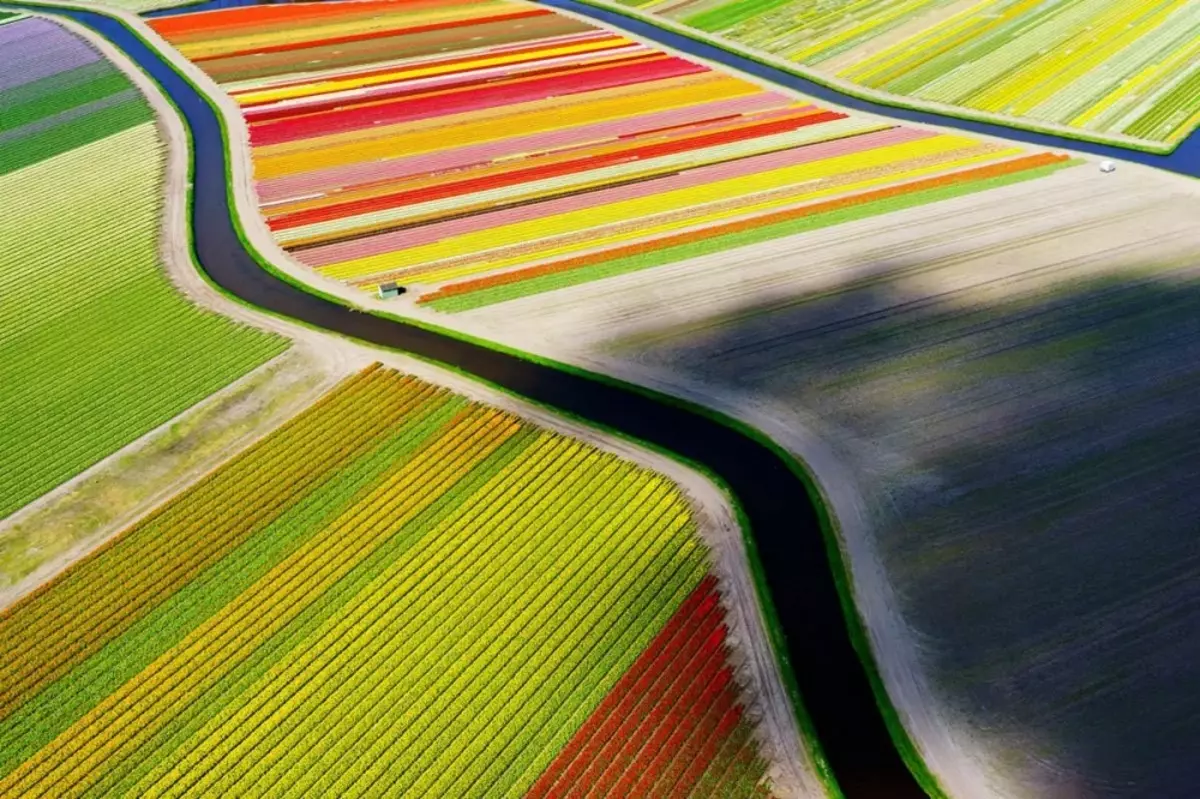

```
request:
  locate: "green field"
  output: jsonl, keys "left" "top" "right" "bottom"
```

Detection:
{"left": 0, "top": 22, "right": 286, "bottom": 519}
{"left": 622, "top": 0, "right": 1200, "bottom": 147}
{"left": 0, "top": 366, "right": 771, "bottom": 796}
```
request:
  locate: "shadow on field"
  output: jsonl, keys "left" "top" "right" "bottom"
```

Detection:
{"left": 622, "top": 260, "right": 1200, "bottom": 799}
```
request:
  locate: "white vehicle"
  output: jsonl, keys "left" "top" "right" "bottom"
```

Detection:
{"left": 1100, "top": 160, "right": 1116, "bottom": 173}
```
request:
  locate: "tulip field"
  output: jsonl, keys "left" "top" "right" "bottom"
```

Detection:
{"left": 623, "top": 0, "right": 1200, "bottom": 147}
{"left": 0, "top": 16, "right": 155, "bottom": 175}
{"left": 0, "top": 17, "right": 286, "bottom": 520}
{"left": 0, "top": 364, "right": 774, "bottom": 797}
{"left": 148, "top": 0, "right": 1074, "bottom": 311}
{"left": 458, "top": 117, "right": 1200, "bottom": 794}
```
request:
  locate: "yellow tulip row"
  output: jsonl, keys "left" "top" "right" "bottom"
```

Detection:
{"left": 1, "top": 366, "right": 713, "bottom": 797}
{"left": 0, "top": 395, "right": 518, "bottom": 796}
{"left": 0, "top": 367, "right": 423, "bottom": 719}
{"left": 648, "top": 0, "right": 1200, "bottom": 143}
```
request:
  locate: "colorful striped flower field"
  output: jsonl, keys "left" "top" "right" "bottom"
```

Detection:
{"left": 0, "top": 16, "right": 154, "bottom": 176}
{"left": 148, "top": 0, "right": 1075, "bottom": 311}
{"left": 0, "top": 17, "right": 286, "bottom": 521}
{"left": 0, "top": 365, "right": 776, "bottom": 797}
{"left": 624, "top": 0, "right": 1200, "bottom": 147}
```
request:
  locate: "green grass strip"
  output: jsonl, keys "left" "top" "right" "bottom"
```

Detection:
{"left": 430, "top": 157, "right": 1080, "bottom": 313}
{"left": 0, "top": 60, "right": 114, "bottom": 111}
{"left": 683, "top": 0, "right": 793, "bottom": 32}
{"left": 0, "top": 97, "right": 152, "bottom": 176}
{"left": 0, "top": 394, "right": 466, "bottom": 780}
{"left": 99, "top": 424, "right": 537, "bottom": 796}
{"left": 0, "top": 71, "right": 132, "bottom": 134}
{"left": 1126, "top": 64, "right": 1200, "bottom": 140}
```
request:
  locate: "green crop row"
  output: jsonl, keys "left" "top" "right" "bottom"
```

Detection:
{"left": 0, "top": 24, "right": 286, "bottom": 521}
{"left": 0, "top": 364, "right": 754, "bottom": 796}
{"left": 635, "top": 0, "right": 1200, "bottom": 145}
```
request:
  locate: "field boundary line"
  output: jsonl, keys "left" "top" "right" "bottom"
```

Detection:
{"left": 21, "top": 1, "right": 846, "bottom": 793}
{"left": 6, "top": 2, "right": 996, "bottom": 795}
{"left": 538, "top": 0, "right": 1190, "bottom": 157}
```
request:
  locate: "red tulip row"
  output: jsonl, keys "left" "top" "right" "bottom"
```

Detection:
{"left": 419, "top": 150, "right": 1072, "bottom": 308}
{"left": 530, "top": 572, "right": 770, "bottom": 797}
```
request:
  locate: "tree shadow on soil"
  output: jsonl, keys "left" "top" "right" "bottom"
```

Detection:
{"left": 619, "top": 259, "right": 1200, "bottom": 799}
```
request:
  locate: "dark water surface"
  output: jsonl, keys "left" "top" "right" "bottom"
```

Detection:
{"left": 15, "top": 4, "right": 928, "bottom": 797}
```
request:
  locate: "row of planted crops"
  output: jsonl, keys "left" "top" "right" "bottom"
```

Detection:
{"left": 0, "top": 16, "right": 154, "bottom": 175}
{"left": 0, "top": 17, "right": 286, "bottom": 520}
{"left": 147, "top": 0, "right": 1075, "bottom": 312}
{"left": 626, "top": 0, "right": 1200, "bottom": 146}
{"left": 0, "top": 365, "right": 773, "bottom": 797}
{"left": 1, "top": 10, "right": 785, "bottom": 796}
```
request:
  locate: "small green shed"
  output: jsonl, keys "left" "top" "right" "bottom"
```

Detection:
{"left": 378, "top": 282, "right": 405, "bottom": 299}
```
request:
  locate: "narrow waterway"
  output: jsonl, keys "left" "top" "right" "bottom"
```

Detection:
{"left": 15, "top": 3, "right": 944, "bottom": 796}
{"left": 143, "top": 0, "right": 1200, "bottom": 178}
{"left": 538, "top": 0, "right": 1200, "bottom": 179}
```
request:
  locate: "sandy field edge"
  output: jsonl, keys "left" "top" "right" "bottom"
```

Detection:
{"left": 37, "top": 1, "right": 829, "bottom": 792}
{"left": 0, "top": 12, "right": 365, "bottom": 609}
{"left": 6, "top": 7, "right": 811, "bottom": 794}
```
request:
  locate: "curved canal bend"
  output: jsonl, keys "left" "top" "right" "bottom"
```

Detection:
{"left": 21, "top": 5, "right": 930, "bottom": 797}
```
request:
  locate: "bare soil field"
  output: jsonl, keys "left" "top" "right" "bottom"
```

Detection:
{"left": 444, "top": 161, "right": 1200, "bottom": 798}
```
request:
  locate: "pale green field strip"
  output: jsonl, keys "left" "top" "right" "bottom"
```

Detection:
{"left": 628, "top": 0, "right": 1200, "bottom": 145}
{"left": 0, "top": 27, "right": 155, "bottom": 178}
{"left": 0, "top": 119, "right": 286, "bottom": 519}
{"left": 0, "top": 68, "right": 134, "bottom": 135}
{"left": 0, "top": 375, "right": 464, "bottom": 777}
{"left": 0, "top": 349, "right": 326, "bottom": 592}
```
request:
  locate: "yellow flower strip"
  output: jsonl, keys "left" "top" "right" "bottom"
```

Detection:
{"left": 1069, "top": 35, "right": 1200, "bottom": 128}
{"left": 154, "top": 0, "right": 502, "bottom": 48}
{"left": 838, "top": 0, "right": 1001, "bottom": 84}
{"left": 232, "top": 34, "right": 633, "bottom": 107}
{"left": 245, "top": 45, "right": 667, "bottom": 145}
{"left": 785, "top": 0, "right": 938, "bottom": 65}
{"left": 966, "top": 0, "right": 1148, "bottom": 112}
{"left": 250, "top": 69, "right": 724, "bottom": 157}
{"left": 251, "top": 74, "right": 758, "bottom": 179}
{"left": 318, "top": 134, "right": 1006, "bottom": 281}
{"left": 292, "top": 475, "right": 685, "bottom": 797}
{"left": 1006, "top": 0, "right": 1189, "bottom": 116}
{"left": 0, "top": 368, "right": 421, "bottom": 723}
{"left": 262, "top": 101, "right": 818, "bottom": 218}
{"left": 171, "top": 3, "right": 509, "bottom": 61}
{"left": 243, "top": 474, "right": 688, "bottom": 797}
{"left": 392, "top": 142, "right": 1016, "bottom": 288}
{"left": 274, "top": 116, "right": 881, "bottom": 247}
{"left": 402, "top": 503, "right": 695, "bottom": 797}
{"left": 139, "top": 433, "right": 607, "bottom": 795}
{"left": 1070, "top": 62, "right": 1160, "bottom": 128}
{"left": 0, "top": 407, "right": 520, "bottom": 798}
